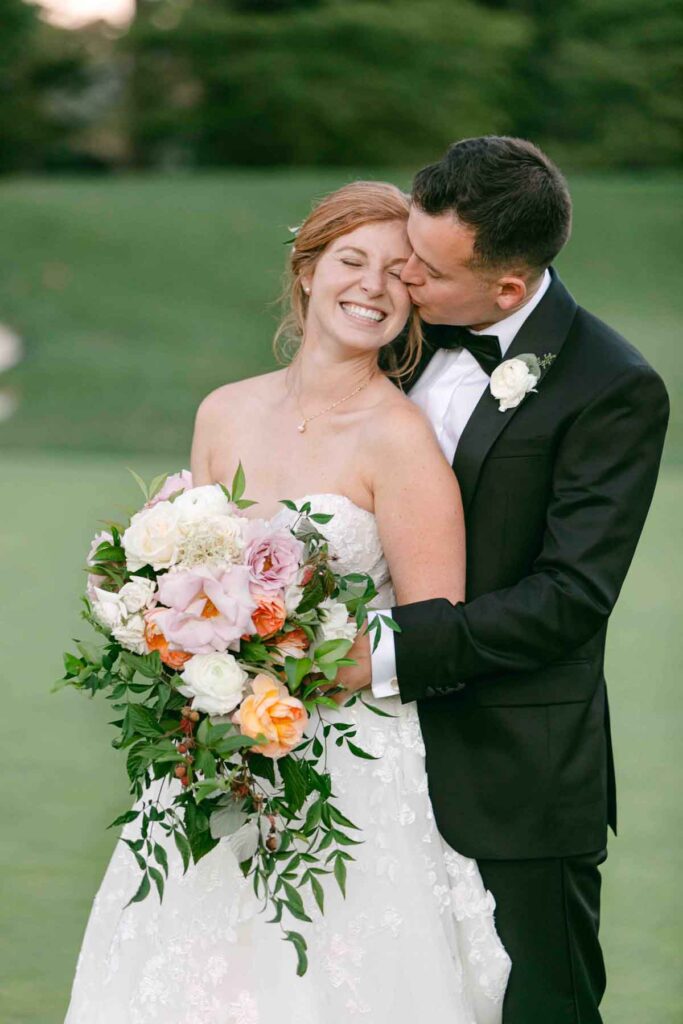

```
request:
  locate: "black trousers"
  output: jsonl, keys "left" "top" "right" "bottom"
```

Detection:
{"left": 478, "top": 849, "right": 607, "bottom": 1024}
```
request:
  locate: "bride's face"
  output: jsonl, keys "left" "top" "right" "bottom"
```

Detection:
{"left": 302, "top": 220, "right": 412, "bottom": 355}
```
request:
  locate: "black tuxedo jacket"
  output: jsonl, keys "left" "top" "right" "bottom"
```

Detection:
{"left": 392, "top": 270, "right": 669, "bottom": 860}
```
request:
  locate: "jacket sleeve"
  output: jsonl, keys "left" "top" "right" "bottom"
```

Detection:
{"left": 393, "top": 364, "right": 670, "bottom": 702}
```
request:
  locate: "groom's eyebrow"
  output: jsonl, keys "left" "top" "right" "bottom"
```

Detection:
{"left": 414, "top": 250, "right": 443, "bottom": 275}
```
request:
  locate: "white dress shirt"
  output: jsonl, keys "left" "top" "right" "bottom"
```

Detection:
{"left": 371, "top": 270, "right": 552, "bottom": 697}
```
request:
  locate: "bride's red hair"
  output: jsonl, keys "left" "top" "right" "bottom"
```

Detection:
{"left": 273, "top": 181, "right": 422, "bottom": 383}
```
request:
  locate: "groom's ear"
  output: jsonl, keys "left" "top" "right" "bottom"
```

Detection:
{"left": 494, "top": 275, "right": 531, "bottom": 313}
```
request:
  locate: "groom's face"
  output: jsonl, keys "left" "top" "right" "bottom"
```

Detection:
{"left": 402, "top": 206, "right": 502, "bottom": 328}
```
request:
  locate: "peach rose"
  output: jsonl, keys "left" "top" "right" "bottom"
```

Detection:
{"left": 232, "top": 674, "right": 308, "bottom": 759}
{"left": 144, "top": 618, "right": 192, "bottom": 670}
{"left": 251, "top": 588, "right": 286, "bottom": 638}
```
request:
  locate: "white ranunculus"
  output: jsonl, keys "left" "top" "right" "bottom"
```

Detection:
{"left": 490, "top": 358, "right": 539, "bottom": 412}
{"left": 91, "top": 587, "right": 126, "bottom": 630}
{"left": 112, "top": 612, "right": 148, "bottom": 654}
{"left": 174, "top": 484, "right": 232, "bottom": 522}
{"left": 317, "top": 598, "right": 357, "bottom": 644}
{"left": 178, "top": 652, "right": 248, "bottom": 716}
{"left": 118, "top": 576, "right": 157, "bottom": 614}
{"left": 122, "top": 501, "right": 180, "bottom": 572}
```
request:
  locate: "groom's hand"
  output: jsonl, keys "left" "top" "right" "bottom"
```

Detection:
{"left": 328, "top": 628, "right": 372, "bottom": 706}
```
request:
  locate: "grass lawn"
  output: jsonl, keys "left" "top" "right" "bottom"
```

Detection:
{"left": 0, "top": 172, "right": 680, "bottom": 462}
{"left": 0, "top": 172, "right": 680, "bottom": 1022}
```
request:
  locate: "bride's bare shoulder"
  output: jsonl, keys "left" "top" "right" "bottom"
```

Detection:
{"left": 195, "top": 368, "right": 286, "bottom": 426}
{"left": 369, "top": 380, "right": 440, "bottom": 452}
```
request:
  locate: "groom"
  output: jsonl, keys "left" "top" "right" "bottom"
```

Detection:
{"left": 339, "top": 137, "right": 669, "bottom": 1022}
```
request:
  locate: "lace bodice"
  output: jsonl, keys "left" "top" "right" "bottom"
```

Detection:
{"left": 64, "top": 494, "right": 510, "bottom": 1024}
{"left": 271, "top": 492, "right": 395, "bottom": 607}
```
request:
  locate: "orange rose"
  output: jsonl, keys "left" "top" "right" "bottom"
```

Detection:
{"left": 270, "top": 627, "right": 309, "bottom": 660}
{"left": 251, "top": 589, "right": 286, "bottom": 638}
{"left": 144, "top": 619, "right": 192, "bottom": 670}
{"left": 232, "top": 673, "right": 308, "bottom": 759}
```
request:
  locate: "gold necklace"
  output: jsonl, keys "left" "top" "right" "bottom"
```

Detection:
{"left": 296, "top": 370, "right": 375, "bottom": 433}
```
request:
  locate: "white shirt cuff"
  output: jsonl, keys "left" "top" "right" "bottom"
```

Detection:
{"left": 370, "top": 608, "right": 399, "bottom": 699}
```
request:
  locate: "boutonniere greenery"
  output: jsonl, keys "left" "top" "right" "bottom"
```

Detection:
{"left": 490, "top": 353, "right": 557, "bottom": 412}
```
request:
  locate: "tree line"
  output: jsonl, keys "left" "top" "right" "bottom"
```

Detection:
{"left": 2, "top": 0, "right": 681, "bottom": 173}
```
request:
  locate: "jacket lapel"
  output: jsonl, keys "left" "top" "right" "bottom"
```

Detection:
{"left": 452, "top": 269, "right": 577, "bottom": 514}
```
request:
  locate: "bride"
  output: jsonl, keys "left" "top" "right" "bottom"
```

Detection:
{"left": 64, "top": 181, "right": 511, "bottom": 1023}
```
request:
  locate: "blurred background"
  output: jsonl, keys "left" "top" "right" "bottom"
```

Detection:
{"left": 0, "top": 1, "right": 681, "bottom": 1021}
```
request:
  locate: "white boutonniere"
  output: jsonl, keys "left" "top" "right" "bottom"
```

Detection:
{"left": 490, "top": 353, "right": 556, "bottom": 412}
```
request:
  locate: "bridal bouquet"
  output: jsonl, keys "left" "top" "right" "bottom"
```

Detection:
{"left": 55, "top": 466, "right": 396, "bottom": 975}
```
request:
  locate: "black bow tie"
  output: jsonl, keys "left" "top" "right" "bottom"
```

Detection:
{"left": 424, "top": 323, "right": 503, "bottom": 376}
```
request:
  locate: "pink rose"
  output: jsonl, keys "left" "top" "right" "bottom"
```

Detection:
{"left": 147, "top": 470, "right": 193, "bottom": 506}
{"left": 150, "top": 563, "right": 257, "bottom": 654}
{"left": 243, "top": 522, "right": 304, "bottom": 593}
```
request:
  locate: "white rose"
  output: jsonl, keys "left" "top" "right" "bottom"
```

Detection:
{"left": 174, "top": 485, "right": 231, "bottom": 522}
{"left": 490, "top": 358, "right": 539, "bottom": 412}
{"left": 317, "top": 598, "right": 357, "bottom": 644}
{"left": 112, "top": 612, "right": 148, "bottom": 654}
{"left": 178, "top": 652, "right": 248, "bottom": 716}
{"left": 122, "top": 501, "right": 180, "bottom": 572}
{"left": 91, "top": 587, "right": 126, "bottom": 630}
{"left": 118, "top": 576, "right": 157, "bottom": 614}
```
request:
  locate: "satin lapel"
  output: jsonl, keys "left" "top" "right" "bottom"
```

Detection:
{"left": 452, "top": 269, "right": 578, "bottom": 514}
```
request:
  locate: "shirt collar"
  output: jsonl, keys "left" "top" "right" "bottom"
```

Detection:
{"left": 469, "top": 268, "right": 552, "bottom": 357}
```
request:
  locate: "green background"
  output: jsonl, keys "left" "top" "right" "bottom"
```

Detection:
{"left": 0, "top": 172, "right": 681, "bottom": 1022}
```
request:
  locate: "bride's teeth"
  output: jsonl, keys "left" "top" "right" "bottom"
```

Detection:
{"left": 342, "top": 303, "right": 385, "bottom": 323}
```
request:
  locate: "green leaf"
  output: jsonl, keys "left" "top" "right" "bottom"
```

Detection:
{"left": 127, "top": 467, "right": 149, "bottom": 500}
{"left": 314, "top": 638, "right": 352, "bottom": 664}
{"left": 309, "top": 513, "right": 333, "bottom": 524}
{"left": 153, "top": 842, "right": 169, "bottom": 878}
{"left": 148, "top": 472, "right": 169, "bottom": 500}
{"left": 119, "top": 650, "right": 162, "bottom": 680}
{"left": 184, "top": 800, "right": 219, "bottom": 863}
{"left": 346, "top": 740, "right": 379, "bottom": 760}
{"left": 148, "top": 864, "right": 165, "bottom": 902}
{"left": 173, "top": 830, "right": 191, "bottom": 874}
{"left": 214, "top": 734, "right": 262, "bottom": 757}
{"left": 283, "top": 930, "right": 308, "bottom": 977}
{"left": 124, "top": 871, "right": 150, "bottom": 907}
{"left": 302, "top": 798, "right": 323, "bottom": 834}
{"left": 379, "top": 613, "right": 401, "bottom": 633}
{"left": 279, "top": 499, "right": 298, "bottom": 511}
{"left": 357, "top": 694, "right": 398, "bottom": 719}
{"left": 328, "top": 805, "right": 360, "bottom": 830}
{"left": 334, "top": 854, "right": 347, "bottom": 897}
{"left": 107, "top": 809, "right": 140, "bottom": 830}
{"left": 63, "top": 652, "right": 83, "bottom": 676}
{"left": 279, "top": 756, "right": 307, "bottom": 814}
{"left": 284, "top": 655, "right": 312, "bottom": 693}
{"left": 310, "top": 873, "right": 325, "bottom": 913}
{"left": 126, "top": 704, "right": 165, "bottom": 738}
{"left": 248, "top": 753, "right": 276, "bottom": 786}
{"left": 194, "top": 746, "right": 217, "bottom": 779}
{"left": 231, "top": 461, "right": 246, "bottom": 502}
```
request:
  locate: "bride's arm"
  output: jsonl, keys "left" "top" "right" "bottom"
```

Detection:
{"left": 372, "top": 403, "right": 465, "bottom": 606}
{"left": 189, "top": 389, "right": 226, "bottom": 487}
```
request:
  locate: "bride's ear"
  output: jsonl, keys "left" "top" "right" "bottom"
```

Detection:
{"left": 300, "top": 273, "right": 312, "bottom": 296}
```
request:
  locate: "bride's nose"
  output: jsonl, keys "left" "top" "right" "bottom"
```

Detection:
{"left": 360, "top": 266, "right": 386, "bottom": 297}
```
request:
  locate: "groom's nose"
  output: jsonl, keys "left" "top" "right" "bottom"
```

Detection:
{"left": 401, "top": 253, "right": 424, "bottom": 286}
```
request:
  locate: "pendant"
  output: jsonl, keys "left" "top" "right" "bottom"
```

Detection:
{"left": 297, "top": 422, "right": 306, "bottom": 433}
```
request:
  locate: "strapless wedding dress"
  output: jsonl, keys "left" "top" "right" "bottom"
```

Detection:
{"left": 64, "top": 494, "right": 510, "bottom": 1024}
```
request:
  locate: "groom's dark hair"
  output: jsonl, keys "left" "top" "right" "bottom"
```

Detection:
{"left": 412, "top": 136, "right": 572, "bottom": 274}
